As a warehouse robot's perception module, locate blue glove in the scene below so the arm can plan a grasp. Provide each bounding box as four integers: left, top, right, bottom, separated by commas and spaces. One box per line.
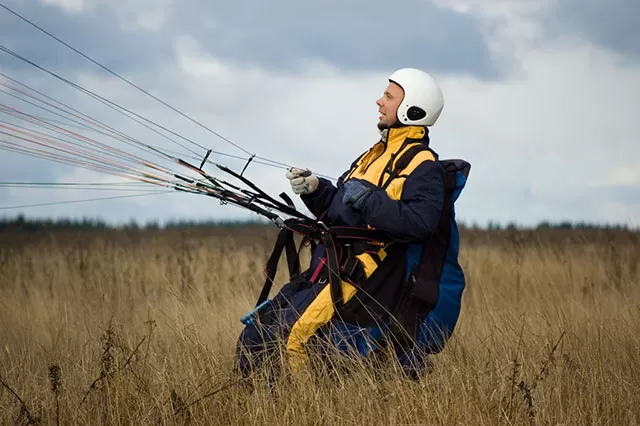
342, 178, 377, 210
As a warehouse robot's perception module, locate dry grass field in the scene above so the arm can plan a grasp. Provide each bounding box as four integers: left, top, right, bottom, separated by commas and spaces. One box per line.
0, 226, 639, 425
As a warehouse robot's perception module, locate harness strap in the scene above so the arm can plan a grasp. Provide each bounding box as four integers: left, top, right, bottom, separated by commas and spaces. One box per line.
377, 138, 412, 187
309, 257, 326, 283
256, 226, 300, 307
254, 219, 392, 309
321, 226, 392, 307
323, 230, 344, 307
381, 143, 433, 190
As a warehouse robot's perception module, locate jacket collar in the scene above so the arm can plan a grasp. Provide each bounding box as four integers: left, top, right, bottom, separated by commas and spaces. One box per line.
379, 125, 429, 149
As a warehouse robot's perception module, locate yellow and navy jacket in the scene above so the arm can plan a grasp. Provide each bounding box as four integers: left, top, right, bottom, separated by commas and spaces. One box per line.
303, 125, 444, 242
279, 124, 471, 371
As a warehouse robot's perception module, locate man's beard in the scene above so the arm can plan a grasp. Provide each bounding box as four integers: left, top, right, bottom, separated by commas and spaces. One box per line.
377, 118, 402, 131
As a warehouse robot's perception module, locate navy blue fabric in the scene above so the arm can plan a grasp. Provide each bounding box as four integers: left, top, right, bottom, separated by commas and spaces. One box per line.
302, 152, 445, 244
235, 281, 327, 377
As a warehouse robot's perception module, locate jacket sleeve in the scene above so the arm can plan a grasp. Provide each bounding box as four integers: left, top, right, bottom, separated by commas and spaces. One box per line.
300, 177, 338, 219
300, 165, 355, 219
360, 160, 445, 242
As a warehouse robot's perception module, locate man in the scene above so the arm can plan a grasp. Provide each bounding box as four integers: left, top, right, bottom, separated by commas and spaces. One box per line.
236, 68, 469, 380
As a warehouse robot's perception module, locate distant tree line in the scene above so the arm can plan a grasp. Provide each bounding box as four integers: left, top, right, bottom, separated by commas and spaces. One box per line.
0, 215, 636, 232
457, 220, 635, 231
0, 215, 270, 231
0, 215, 110, 231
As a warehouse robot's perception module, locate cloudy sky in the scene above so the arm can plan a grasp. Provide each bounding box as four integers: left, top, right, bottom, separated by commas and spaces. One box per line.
0, 0, 638, 228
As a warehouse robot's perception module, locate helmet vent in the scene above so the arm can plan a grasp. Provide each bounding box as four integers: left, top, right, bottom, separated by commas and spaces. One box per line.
407, 106, 426, 121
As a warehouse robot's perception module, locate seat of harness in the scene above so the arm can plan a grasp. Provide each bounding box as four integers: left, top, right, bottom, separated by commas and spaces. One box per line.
254, 218, 393, 312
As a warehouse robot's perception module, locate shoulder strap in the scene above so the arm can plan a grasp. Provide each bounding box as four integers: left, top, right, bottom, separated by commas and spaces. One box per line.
381, 144, 432, 190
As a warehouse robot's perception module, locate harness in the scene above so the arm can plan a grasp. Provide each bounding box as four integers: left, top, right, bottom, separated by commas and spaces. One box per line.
242, 140, 435, 324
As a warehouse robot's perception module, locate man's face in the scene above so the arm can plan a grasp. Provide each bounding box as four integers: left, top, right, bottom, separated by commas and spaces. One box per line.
376, 81, 404, 130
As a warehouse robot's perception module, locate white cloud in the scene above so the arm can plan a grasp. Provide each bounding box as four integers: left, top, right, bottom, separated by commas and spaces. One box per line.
4, 1, 640, 228
593, 167, 640, 188
115, 0, 176, 32
171, 35, 387, 170
39, 0, 175, 32
40, 0, 85, 14
431, 0, 640, 227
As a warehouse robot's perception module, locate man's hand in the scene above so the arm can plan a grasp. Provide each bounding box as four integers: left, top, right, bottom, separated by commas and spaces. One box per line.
286, 167, 319, 195
342, 178, 378, 210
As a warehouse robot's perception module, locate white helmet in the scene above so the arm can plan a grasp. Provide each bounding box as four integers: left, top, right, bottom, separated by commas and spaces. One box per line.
388, 68, 444, 127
